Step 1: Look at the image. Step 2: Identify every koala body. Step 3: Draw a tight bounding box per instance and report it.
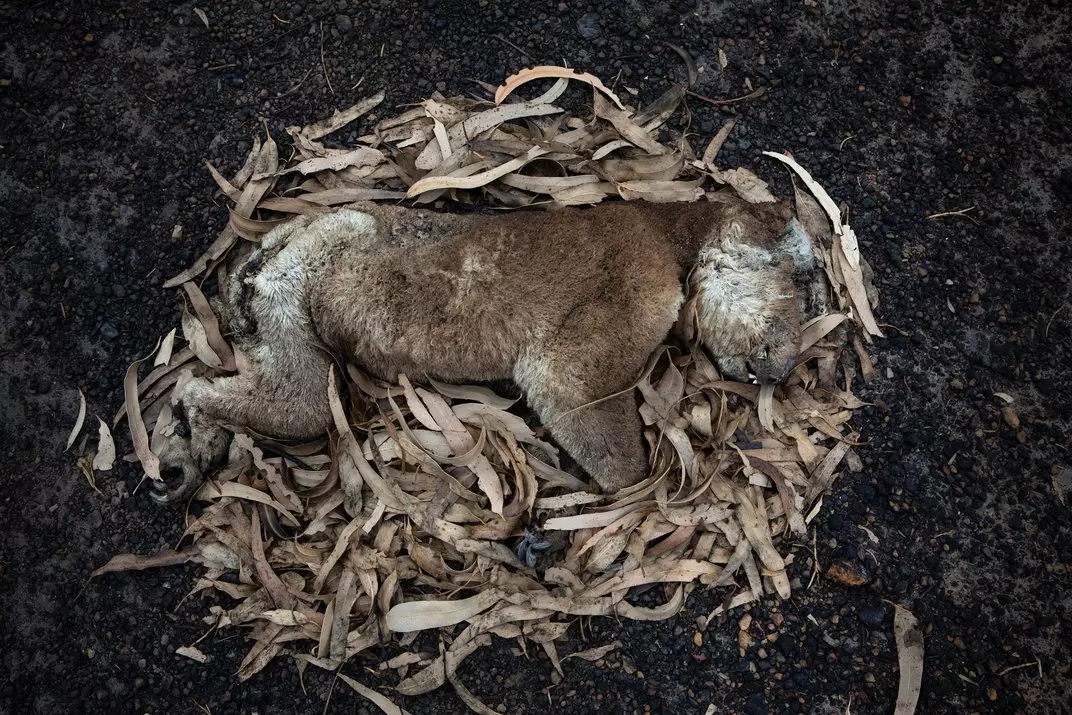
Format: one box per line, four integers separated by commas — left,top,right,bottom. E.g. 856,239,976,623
156,194,824,502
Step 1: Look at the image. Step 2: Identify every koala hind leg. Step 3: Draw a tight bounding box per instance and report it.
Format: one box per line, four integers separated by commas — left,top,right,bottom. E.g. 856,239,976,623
515,338,655,494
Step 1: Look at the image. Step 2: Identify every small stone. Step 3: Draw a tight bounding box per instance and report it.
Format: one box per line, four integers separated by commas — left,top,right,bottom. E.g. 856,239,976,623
987,687,998,701
335,14,352,33
826,559,871,587
949,378,964,391
100,322,119,341
859,605,887,628
744,692,767,715
899,95,911,107
864,672,876,683
577,12,601,39
1001,405,1020,430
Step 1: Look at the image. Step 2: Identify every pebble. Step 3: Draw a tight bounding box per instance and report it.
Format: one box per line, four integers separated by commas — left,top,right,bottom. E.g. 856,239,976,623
744,692,768,715
826,559,872,587
859,604,888,628
99,322,119,340
335,14,352,33
577,12,601,39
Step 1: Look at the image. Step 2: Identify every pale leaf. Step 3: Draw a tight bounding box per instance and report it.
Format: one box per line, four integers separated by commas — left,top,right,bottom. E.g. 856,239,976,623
92,418,115,472
893,605,924,715
407,147,548,197
154,328,177,367
65,390,86,452
495,65,626,110
123,360,160,481
385,590,503,633
176,645,211,663
300,92,385,141
710,167,777,203
337,673,412,715
617,179,704,203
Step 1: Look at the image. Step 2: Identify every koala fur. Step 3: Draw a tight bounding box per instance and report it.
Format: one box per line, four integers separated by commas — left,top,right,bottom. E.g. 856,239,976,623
153,193,826,502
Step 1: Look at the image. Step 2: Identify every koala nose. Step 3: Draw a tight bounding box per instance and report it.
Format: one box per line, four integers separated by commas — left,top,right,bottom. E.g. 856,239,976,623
748,353,797,385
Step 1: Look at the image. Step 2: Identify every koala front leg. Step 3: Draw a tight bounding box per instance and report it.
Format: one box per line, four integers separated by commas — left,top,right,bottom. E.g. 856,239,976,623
153,365,332,503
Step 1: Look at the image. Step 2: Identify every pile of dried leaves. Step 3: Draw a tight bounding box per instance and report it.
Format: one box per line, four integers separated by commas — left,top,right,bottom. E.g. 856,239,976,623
91,67,882,713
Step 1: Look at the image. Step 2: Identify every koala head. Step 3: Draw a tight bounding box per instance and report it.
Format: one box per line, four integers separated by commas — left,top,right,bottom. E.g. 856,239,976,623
692,203,829,384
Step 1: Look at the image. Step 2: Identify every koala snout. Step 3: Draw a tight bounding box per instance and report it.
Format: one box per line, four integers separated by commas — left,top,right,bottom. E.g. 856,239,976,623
746,346,798,385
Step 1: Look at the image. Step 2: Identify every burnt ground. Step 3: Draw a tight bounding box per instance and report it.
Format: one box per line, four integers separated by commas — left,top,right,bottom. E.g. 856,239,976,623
1,0,1070,712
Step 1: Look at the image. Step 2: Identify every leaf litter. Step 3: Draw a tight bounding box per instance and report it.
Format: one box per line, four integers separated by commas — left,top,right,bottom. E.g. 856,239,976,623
95,67,881,712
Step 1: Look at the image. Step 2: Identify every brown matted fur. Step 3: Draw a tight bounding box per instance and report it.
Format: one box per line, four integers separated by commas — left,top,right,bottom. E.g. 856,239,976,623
154,192,829,502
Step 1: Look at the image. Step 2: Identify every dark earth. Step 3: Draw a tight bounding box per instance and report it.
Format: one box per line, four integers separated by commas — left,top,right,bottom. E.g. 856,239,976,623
2,0,1070,712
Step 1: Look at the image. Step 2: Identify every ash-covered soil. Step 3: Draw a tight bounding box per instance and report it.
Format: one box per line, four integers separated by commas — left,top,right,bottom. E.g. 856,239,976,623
1,1,1070,713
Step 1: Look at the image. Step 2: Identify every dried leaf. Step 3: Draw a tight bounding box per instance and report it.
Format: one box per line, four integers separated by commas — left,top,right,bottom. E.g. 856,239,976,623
258,147,384,179
154,328,177,367
183,282,235,371
710,168,777,203
65,390,86,452
593,92,666,156
193,7,209,28
93,418,115,472
427,378,519,410
177,645,211,663
337,672,412,715
123,359,160,481
617,179,704,203
563,640,622,663
495,66,625,110
702,119,736,170
386,590,503,633
300,92,385,141
415,104,561,170
407,147,548,197
91,547,197,577
894,605,924,715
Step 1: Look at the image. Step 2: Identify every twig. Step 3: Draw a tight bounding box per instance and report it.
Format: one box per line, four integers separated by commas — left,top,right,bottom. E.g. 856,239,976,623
205,63,238,72
839,133,856,150
272,14,291,24
686,86,766,106
321,666,342,715
998,657,1043,678
925,205,978,223
319,21,335,97
661,42,698,87
807,527,820,589
492,34,532,61
1045,303,1068,338
276,66,314,99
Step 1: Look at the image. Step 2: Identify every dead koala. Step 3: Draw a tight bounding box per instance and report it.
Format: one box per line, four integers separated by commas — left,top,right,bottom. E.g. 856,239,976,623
154,192,831,502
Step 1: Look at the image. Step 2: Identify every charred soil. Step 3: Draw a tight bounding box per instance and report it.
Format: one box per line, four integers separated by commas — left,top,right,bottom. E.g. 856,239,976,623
1,1,1070,713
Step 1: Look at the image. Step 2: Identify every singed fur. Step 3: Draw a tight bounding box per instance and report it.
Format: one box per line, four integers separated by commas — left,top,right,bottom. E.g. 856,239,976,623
154,193,827,502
